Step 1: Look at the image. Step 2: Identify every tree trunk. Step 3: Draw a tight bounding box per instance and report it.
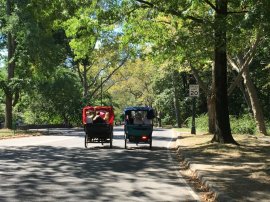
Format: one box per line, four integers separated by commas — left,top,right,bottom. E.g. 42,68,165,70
212,0,238,144
4,0,15,129
157,110,162,127
207,94,216,134
227,34,266,134
242,69,267,135
5,93,13,129
172,71,181,128
173,95,181,127
83,63,88,98
235,72,253,114
208,65,216,134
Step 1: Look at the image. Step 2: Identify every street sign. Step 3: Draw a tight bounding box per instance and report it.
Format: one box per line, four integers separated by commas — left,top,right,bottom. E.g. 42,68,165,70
189,85,199,97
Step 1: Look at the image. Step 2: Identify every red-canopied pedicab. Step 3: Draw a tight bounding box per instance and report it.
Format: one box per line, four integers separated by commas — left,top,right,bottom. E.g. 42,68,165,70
82,106,114,148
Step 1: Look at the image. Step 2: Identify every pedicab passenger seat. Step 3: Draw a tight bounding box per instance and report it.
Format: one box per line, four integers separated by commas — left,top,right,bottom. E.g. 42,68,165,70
85,123,112,139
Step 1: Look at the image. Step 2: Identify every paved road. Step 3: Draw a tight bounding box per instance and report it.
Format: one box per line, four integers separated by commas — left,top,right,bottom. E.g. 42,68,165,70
0,126,200,202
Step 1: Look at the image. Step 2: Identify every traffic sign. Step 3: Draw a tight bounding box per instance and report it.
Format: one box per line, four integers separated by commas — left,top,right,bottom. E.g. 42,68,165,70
189,85,199,97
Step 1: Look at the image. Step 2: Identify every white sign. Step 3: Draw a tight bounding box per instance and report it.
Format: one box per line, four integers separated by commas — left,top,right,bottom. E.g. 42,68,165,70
189,85,199,97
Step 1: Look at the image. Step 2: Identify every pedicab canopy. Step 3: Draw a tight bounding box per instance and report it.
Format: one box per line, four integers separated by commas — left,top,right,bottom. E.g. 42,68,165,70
124,106,155,119
82,106,114,125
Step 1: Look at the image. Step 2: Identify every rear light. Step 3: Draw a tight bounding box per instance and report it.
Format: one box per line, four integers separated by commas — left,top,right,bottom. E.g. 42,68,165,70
141,135,148,140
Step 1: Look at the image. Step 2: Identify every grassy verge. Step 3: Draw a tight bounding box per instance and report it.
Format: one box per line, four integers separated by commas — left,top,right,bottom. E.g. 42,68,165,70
0,129,42,140
173,129,270,183
173,128,270,201
173,127,207,134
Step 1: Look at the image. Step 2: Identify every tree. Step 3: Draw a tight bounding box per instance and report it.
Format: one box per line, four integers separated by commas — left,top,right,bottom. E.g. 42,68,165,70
59,1,129,104
18,67,82,125
0,0,69,128
121,0,236,142
4,0,16,128
109,58,155,108
225,0,270,135
228,35,268,135
211,0,237,143
38,68,82,125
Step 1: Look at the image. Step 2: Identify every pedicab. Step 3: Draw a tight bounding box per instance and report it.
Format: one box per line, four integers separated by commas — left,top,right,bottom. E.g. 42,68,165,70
82,106,114,148
124,106,155,149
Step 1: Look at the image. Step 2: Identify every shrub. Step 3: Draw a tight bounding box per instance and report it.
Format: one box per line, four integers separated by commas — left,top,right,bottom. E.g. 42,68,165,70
186,114,208,132
230,114,256,134
162,115,174,126
265,121,270,136
186,113,257,135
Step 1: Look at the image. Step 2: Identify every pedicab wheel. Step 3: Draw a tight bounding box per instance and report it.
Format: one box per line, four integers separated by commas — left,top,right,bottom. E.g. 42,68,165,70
124,134,127,149
110,132,113,148
85,134,88,148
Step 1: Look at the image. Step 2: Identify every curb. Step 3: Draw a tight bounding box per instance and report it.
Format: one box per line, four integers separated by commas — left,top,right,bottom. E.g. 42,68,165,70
182,155,235,202
168,151,202,201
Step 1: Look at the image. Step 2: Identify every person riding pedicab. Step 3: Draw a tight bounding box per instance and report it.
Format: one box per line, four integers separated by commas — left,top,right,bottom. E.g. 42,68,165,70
143,113,152,125
86,110,95,124
133,112,143,125
104,112,110,123
93,111,106,124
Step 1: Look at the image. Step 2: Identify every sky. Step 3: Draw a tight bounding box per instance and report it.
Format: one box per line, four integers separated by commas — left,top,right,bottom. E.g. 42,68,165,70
0,49,7,68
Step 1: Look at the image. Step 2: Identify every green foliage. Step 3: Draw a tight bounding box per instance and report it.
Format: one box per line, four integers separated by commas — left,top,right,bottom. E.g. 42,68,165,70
0,103,4,123
230,115,257,135
187,114,257,135
186,114,208,132
16,67,83,125
109,58,155,114
0,0,269,131
186,114,256,134
249,41,270,120
266,121,270,136
152,69,195,126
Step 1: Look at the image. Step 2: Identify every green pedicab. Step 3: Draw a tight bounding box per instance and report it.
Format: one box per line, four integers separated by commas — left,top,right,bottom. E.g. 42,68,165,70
124,106,155,149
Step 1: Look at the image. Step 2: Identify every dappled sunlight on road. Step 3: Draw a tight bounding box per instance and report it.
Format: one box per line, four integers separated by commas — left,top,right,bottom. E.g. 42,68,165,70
0,142,196,201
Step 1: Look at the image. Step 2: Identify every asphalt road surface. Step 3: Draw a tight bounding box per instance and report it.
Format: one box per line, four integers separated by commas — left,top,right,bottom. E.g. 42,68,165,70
0,126,200,202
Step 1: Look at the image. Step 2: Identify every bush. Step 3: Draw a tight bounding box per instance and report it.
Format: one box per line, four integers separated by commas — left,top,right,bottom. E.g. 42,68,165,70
186,114,208,132
265,121,270,136
186,113,257,135
162,114,175,126
230,114,256,134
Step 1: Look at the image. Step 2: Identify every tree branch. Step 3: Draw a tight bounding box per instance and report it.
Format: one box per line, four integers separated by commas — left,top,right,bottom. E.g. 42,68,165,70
135,0,155,8
12,91,19,107
243,33,262,61
228,33,262,95
89,55,129,98
135,0,204,24
203,0,217,12
227,10,249,14
88,63,109,90
76,63,84,85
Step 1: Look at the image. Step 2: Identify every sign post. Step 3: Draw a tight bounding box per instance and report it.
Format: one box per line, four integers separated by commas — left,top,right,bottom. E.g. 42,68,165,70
189,85,199,134
189,85,200,97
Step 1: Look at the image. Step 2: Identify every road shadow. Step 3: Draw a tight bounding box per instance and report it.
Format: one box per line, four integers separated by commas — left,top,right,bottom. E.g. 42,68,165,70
0,144,187,202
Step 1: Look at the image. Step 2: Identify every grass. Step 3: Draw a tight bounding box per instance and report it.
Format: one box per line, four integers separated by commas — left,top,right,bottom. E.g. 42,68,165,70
0,129,42,140
173,127,207,133
156,125,174,129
